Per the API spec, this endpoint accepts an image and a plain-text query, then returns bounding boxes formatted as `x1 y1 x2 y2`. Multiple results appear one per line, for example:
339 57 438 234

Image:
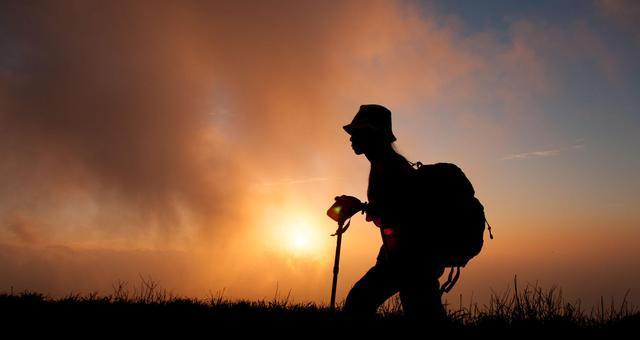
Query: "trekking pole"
326 195 361 311
329 218 350 312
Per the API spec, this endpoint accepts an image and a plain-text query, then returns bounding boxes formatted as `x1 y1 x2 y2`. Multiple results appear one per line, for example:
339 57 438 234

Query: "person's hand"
327 195 364 223
334 195 362 209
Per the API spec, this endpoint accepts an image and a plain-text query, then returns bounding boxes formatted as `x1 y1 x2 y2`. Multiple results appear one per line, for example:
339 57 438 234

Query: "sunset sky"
1 0 638 308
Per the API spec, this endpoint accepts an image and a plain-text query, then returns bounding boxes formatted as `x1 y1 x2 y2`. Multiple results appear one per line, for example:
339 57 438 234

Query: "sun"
260 205 327 257
292 232 309 249
284 220 322 256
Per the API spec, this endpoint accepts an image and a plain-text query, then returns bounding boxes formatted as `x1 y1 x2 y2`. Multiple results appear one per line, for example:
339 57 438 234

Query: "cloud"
4 213 41 244
0 1 251 245
0 0 495 245
501 148 563 160
0 1 618 241
501 141 586 160
595 0 640 44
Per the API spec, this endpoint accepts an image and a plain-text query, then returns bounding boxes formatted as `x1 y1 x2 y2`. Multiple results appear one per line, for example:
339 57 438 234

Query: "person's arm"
374 164 414 229
362 201 382 227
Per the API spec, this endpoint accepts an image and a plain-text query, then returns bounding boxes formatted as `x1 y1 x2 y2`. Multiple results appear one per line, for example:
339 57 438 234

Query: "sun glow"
286 221 319 254
292 232 309 249
255 198 331 259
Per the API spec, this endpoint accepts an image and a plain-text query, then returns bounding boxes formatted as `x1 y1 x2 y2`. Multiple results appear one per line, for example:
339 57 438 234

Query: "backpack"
408 161 493 294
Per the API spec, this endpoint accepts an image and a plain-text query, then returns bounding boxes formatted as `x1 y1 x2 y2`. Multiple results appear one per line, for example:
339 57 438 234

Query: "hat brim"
343 124 356 135
343 123 396 142
343 123 371 135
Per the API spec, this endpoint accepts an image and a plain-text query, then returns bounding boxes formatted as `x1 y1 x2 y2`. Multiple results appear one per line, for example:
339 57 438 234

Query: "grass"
1 276 638 333
443 276 638 330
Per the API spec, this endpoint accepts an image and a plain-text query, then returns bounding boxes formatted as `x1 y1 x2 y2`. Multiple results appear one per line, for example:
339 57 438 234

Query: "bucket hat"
343 104 397 143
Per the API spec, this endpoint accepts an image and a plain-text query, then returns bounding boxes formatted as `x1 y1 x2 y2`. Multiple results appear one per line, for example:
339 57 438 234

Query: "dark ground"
1 279 638 336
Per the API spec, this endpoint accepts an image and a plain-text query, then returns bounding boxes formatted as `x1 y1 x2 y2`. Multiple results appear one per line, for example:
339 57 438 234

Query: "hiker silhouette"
340 104 446 322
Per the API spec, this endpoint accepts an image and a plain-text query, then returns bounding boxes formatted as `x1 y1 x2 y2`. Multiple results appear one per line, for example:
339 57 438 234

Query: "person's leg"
398 265 446 323
343 247 399 319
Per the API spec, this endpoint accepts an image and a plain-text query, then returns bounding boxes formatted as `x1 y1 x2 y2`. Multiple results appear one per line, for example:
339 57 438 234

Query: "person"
340 104 446 322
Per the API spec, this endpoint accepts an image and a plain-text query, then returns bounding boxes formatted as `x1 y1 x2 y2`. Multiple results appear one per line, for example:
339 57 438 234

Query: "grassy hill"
1 277 637 335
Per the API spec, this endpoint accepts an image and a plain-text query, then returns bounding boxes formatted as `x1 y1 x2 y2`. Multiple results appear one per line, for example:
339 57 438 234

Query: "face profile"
349 134 363 155
343 104 396 159
349 130 378 155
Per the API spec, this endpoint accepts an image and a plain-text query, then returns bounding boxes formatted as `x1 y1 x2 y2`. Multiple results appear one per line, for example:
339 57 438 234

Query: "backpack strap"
408 160 423 169
440 266 461 295
486 218 494 239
